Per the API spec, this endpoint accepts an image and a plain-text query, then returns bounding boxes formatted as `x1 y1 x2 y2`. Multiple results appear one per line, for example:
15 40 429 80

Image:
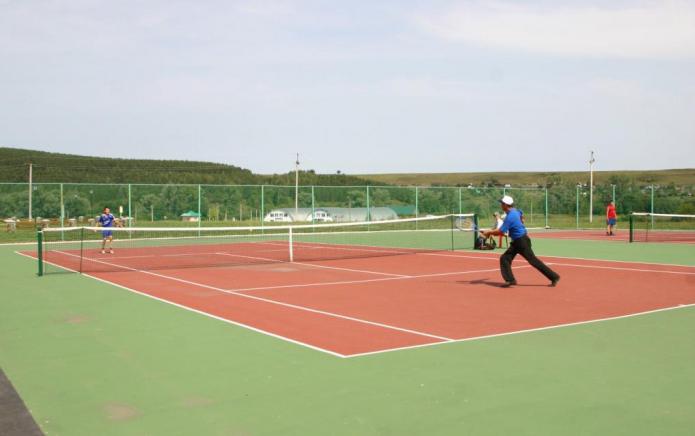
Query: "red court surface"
24 247 695 358
528 228 695 243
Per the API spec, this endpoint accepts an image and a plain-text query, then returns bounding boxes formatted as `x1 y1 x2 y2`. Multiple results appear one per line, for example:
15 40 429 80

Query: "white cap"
500 195 514 206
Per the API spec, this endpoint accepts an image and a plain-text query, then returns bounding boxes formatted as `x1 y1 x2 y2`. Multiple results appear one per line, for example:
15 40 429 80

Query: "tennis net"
629 213 695 243
37 213 478 275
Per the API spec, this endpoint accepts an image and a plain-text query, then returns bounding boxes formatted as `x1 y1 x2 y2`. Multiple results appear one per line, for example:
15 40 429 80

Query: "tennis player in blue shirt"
98 207 115 254
481 195 560 288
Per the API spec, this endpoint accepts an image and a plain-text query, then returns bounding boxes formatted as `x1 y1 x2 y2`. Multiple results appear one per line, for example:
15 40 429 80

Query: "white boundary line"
292 261 410 278
52 250 455 342
13 249 695 359
422 251 695 275
548 262 695 275
13 251 347 358
214 250 408 278
346 303 695 358
228 266 513 293
420 249 695 270
263 240 413 256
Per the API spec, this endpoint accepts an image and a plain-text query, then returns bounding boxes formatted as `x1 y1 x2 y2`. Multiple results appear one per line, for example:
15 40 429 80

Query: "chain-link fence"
2 182 693 230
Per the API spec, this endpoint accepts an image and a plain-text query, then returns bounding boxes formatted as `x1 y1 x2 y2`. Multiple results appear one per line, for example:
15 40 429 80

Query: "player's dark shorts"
607 218 617 225
102 230 113 238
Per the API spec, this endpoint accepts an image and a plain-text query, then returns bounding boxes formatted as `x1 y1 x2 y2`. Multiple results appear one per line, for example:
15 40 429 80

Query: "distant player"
481 195 560 288
606 200 617 236
98 207 115 254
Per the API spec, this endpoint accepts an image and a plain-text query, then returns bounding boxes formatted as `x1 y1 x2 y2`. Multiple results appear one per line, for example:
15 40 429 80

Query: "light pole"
589 151 595 223
294 153 300 214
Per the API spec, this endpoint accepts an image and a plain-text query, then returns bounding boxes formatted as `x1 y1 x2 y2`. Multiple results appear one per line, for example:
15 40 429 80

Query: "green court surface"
1 239 694 435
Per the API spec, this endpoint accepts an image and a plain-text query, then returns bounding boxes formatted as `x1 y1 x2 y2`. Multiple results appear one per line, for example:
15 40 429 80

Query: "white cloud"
415 1 695 59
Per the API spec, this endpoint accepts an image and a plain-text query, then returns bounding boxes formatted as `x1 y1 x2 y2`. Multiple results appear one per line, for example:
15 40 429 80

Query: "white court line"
346 303 695 358
214 251 407 278
213 251 285 264
106 251 227 260
17 250 695 359
548 262 695 276
52 250 455 342
264 240 411 256
420 250 695 274
292 261 410 278
13 251 346 358
228 266 515 293
229 276 405 293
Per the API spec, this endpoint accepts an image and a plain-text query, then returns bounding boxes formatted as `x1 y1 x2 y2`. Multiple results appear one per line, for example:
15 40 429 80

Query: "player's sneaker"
101 250 105 254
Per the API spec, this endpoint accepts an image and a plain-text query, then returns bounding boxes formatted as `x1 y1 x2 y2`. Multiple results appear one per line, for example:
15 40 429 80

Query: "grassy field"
358 168 695 187
1 238 694 435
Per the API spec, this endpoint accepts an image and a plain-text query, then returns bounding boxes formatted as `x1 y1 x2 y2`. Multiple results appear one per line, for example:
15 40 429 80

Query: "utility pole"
28 162 33 220
295 153 300 214
589 151 595 223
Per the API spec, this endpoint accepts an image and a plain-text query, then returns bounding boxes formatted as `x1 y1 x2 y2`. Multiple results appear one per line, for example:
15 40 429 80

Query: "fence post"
60 183 65 240
576 185 580 229
366 185 370 221
458 187 462 215
650 185 655 228
128 184 132 228
311 185 315 227
415 186 419 230
197 184 202 234
544 187 549 228
260 185 265 230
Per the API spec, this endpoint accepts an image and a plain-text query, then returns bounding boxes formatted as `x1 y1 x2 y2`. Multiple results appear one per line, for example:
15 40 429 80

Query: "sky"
1 0 694 174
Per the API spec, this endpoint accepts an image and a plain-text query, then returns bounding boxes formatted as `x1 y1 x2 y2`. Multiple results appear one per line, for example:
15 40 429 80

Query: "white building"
263 207 398 223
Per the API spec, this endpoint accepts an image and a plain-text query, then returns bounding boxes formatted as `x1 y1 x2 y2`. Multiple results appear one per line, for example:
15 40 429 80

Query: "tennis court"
20 237 695 357
2 215 695 435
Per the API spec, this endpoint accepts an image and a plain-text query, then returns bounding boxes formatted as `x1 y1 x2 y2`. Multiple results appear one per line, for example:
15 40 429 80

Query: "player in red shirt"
606 200 617 236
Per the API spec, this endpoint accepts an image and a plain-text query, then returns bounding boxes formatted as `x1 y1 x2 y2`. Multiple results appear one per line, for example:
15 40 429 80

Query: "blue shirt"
499 208 527 240
98 213 115 227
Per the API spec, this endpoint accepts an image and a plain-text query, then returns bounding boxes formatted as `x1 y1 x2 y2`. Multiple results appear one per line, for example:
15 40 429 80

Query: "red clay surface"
528 228 695 243
24 245 695 357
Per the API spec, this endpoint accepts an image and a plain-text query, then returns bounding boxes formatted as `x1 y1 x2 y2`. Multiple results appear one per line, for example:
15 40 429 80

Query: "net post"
37 229 43 276
629 213 634 243
288 227 294 262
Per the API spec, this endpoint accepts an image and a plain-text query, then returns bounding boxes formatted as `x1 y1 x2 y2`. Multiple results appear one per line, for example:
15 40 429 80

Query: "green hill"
0 147 375 186
357 169 695 188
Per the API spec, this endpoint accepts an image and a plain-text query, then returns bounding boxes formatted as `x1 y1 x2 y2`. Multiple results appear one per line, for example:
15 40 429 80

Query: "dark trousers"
500 235 559 283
